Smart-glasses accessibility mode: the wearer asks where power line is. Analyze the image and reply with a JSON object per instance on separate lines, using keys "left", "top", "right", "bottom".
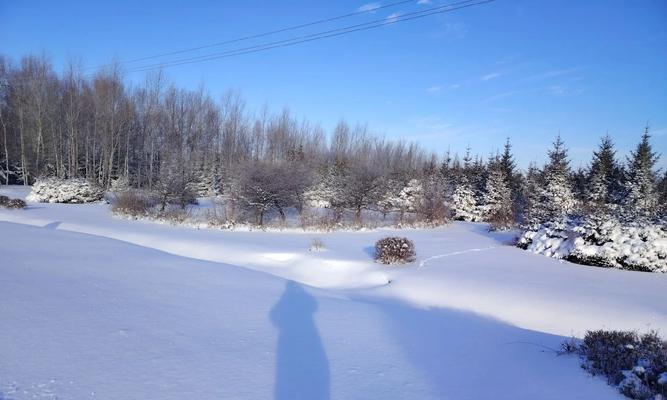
{"left": 6, "top": 0, "right": 494, "bottom": 83}
{"left": 83, "top": 0, "right": 418, "bottom": 72}
{"left": 126, "top": 0, "right": 493, "bottom": 74}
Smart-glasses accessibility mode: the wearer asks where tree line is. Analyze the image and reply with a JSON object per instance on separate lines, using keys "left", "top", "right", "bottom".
{"left": 0, "top": 54, "right": 664, "bottom": 226}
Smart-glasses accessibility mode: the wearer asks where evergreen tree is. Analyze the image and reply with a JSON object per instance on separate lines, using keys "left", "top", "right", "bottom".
{"left": 452, "top": 175, "right": 479, "bottom": 221}
{"left": 624, "top": 127, "right": 660, "bottom": 219}
{"left": 543, "top": 136, "right": 576, "bottom": 218}
{"left": 657, "top": 171, "right": 667, "bottom": 218}
{"left": 499, "top": 138, "right": 519, "bottom": 196}
{"left": 483, "top": 164, "right": 514, "bottom": 229}
{"left": 587, "top": 135, "right": 621, "bottom": 208}
{"left": 539, "top": 135, "right": 576, "bottom": 221}
{"left": 439, "top": 149, "right": 451, "bottom": 180}
{"left": 571, "top": 166, "right": 588, "bottom": 202}
{"left": 522, "top": 162, "right": 545, "bottom": 227}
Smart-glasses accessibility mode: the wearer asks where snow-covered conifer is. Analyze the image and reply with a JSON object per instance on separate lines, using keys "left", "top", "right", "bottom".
{"left": 378, "top": 178, "right": 423, "bottom": 223}
{"left": 624, "top": 127, "right": 660, "bottom": 219}
{"left": 542, "top": 135, "right": 576, "bottom": 219}
{"left": 522, "top": 162, "right": 545, "bottom": 227}
{"left": 586, "top": 135, "right": 622, "bottom": 208}
{"left": 499, "top": 138, "right": 520, "bottom": 196}
{"left": 483, "top": 166, "right": 514, "bottom": 229}
{"left": 452, "top": 175, "right": 479, "bottom": 221}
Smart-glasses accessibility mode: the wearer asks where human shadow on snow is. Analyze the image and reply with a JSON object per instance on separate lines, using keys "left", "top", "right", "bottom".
{"left": 352, "top": 295, "right": 617, "bottom": 400}
{"left": 270, "top": 281, "right": 330, "bottom": 400}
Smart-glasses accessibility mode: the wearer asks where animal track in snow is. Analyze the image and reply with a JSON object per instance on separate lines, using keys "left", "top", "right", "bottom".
{"left": 418, "top": 247, "right": 497, "bottom": 267}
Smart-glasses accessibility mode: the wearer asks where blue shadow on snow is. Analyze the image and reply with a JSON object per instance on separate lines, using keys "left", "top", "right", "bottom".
{"left": 270, "top": 280, "right": 330, "bottom": 400}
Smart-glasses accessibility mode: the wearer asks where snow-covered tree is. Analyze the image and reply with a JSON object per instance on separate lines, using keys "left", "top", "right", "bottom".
{"left": 542, "top": 135, "right": 576, "bottom": 219}
{"left": 624, "top": 127, "right": 660, "bottom": 220}
{"left": 304, "top": 161, "right": 347, "bottom": 211}
{"left": 657, "top": 171, "right": 667, "bottom": 217}
{"left": 378, "top": 178, "right": 423, "bottom": 223}
{"left": 586, "top": 135, "right": 622, "bottom": 208}
{"left": 155, "top": 158, "right": 198, "bottom": 211}
{"left": 483, "top": 166, "right": 514, "bottom": 229}
{"left": 418, "top": 173, "right": 448, "bottom": 224}
{"left": 522, "top": 162, "right": 545, "bottom": 227}
{"left": 342, "top": 162, "right": 384, "bottom": 225}
{"left": 452, "top": 175, "right": 479, "bottom": 221}
{"left": 499, "top": 138, "right": 520, "bottom": 197}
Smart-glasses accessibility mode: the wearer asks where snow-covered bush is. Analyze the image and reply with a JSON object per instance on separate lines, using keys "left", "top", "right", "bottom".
{"left": 27, "top": 178, "right": 104, "bottom": 204}
{"left": 0, "top": 196, "right": 26, "bottom": 209}
{"left": 374, "top": 237, "right": 416, "bottom": 265}
{"left": 574, "top": 330, "right": 667, "bottom": 399}
{"left": 518, "top": 216, "right": 667, "bottom": 273}
{"left": 5, "top": 198, "right": 26, "bottom": 209}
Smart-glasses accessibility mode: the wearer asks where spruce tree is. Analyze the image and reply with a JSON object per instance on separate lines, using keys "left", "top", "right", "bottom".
{"left": 522, "top": 162, "right": 545, "bottom": 227}
{"left": 541, "top": 135, "right": 576, "bottom": 220}
{"left": 657, "top": 171, "right": 667, "bottom": 218}
{"left": 571, "top": 166, "right": 588, "bottom": 203}
{"left": 452, "top": 175, "right": 478, "bottom": 221}
{"left": 499, "top": 138, "right": 519, "bottom": 196}
{"left": 587, "top": 135, "right": 620, "bottom": 208}
{"left": 624, "top": 127, "right": 660, "bottom": 219}
{"left": 483, "top": 164, "right": 514, "bottom": 229}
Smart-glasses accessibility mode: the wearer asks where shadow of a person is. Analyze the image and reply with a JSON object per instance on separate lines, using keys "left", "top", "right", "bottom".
{"left": 270, "top": 280, "right": 330, "bottom": 400}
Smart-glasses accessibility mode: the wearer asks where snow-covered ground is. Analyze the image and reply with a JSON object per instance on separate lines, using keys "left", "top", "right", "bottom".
{"left": 2, "top": 185, "right": 665, "bottom": 399}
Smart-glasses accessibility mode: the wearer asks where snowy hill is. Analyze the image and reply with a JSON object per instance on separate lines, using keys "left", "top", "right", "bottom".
{"left": 1, "top": 186, "right": 665, "bottom": 399}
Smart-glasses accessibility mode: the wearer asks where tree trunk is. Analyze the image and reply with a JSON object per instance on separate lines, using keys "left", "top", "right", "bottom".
{"left": 0, "top": 109, "right": 9, "bottom": 185}
{"left": 355, "top": 205, "right": 362, "bottom": 225}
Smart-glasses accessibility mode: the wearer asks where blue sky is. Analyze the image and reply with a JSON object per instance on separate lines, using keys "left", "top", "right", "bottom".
{"left": 1, "top": 0, "right": 666, "bottom": 170}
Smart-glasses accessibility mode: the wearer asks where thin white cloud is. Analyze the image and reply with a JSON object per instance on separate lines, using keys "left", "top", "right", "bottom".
{"left": 426, "top": 85, "right": 442, "bottom": 93}
{"left": 450, "top": 83, "right": 461, "bottom": 89}
{"left": 386, "top": 12, "right": 400, "bottom": 23}
{"left": 417, "top": 0, "right": 432, "bottom": 4}
{"left": 482, "top": 72, "right": 503, "bottom": 81}
{"left": 524, "top": 67, "right": 580, "bottom": 81}
{"left": 358, "top": 3, "right": 381, "bottom": 12}
{"left": 484, "top": 91, "right": 519, "bottom": 102}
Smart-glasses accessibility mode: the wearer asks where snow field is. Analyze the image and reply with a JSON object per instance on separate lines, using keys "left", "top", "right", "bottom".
{"left": 2, "top": 185, "right": 665, "bottom": 399}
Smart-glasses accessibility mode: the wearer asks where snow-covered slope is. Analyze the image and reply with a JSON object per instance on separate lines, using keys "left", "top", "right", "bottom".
{"left": 1, "top": 186, "right": 665, "bottom": 336}
{"left": 1, "top": 222, "right": 620, "bottom": 400}
{"left": 1, "top": 185, "right": 665, "bottom": 399}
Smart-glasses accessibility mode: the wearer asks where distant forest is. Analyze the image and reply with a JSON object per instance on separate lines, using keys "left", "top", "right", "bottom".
{"left": 0, "top": 55, "right": 665, "bottom": 227}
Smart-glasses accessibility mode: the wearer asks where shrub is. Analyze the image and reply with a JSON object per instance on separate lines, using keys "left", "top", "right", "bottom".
{"left": 111, "top": 190, "right": 155, "bottom": 217}
{"left": 488, "top": 207, "right": 515, "bottom": 231}
{"left": 518, "top": 218, "right": 667, "bottom": 273}
{"left": 26, "top": 177, "right": 104, "bottom": 204}
{"left": 5, "top": 198, "right": 26, "bottom": 209}
{"left": 155, "top": 206, "right": 190, "bottom": 225}
{"left": 374, "top": 236, "right": 416, "bottom": 265}
{"left": 309, "top": 238, "right": 325, "bottom": 252}
{"left": 573, "top": 330, "right": 667, "bottom": 399}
